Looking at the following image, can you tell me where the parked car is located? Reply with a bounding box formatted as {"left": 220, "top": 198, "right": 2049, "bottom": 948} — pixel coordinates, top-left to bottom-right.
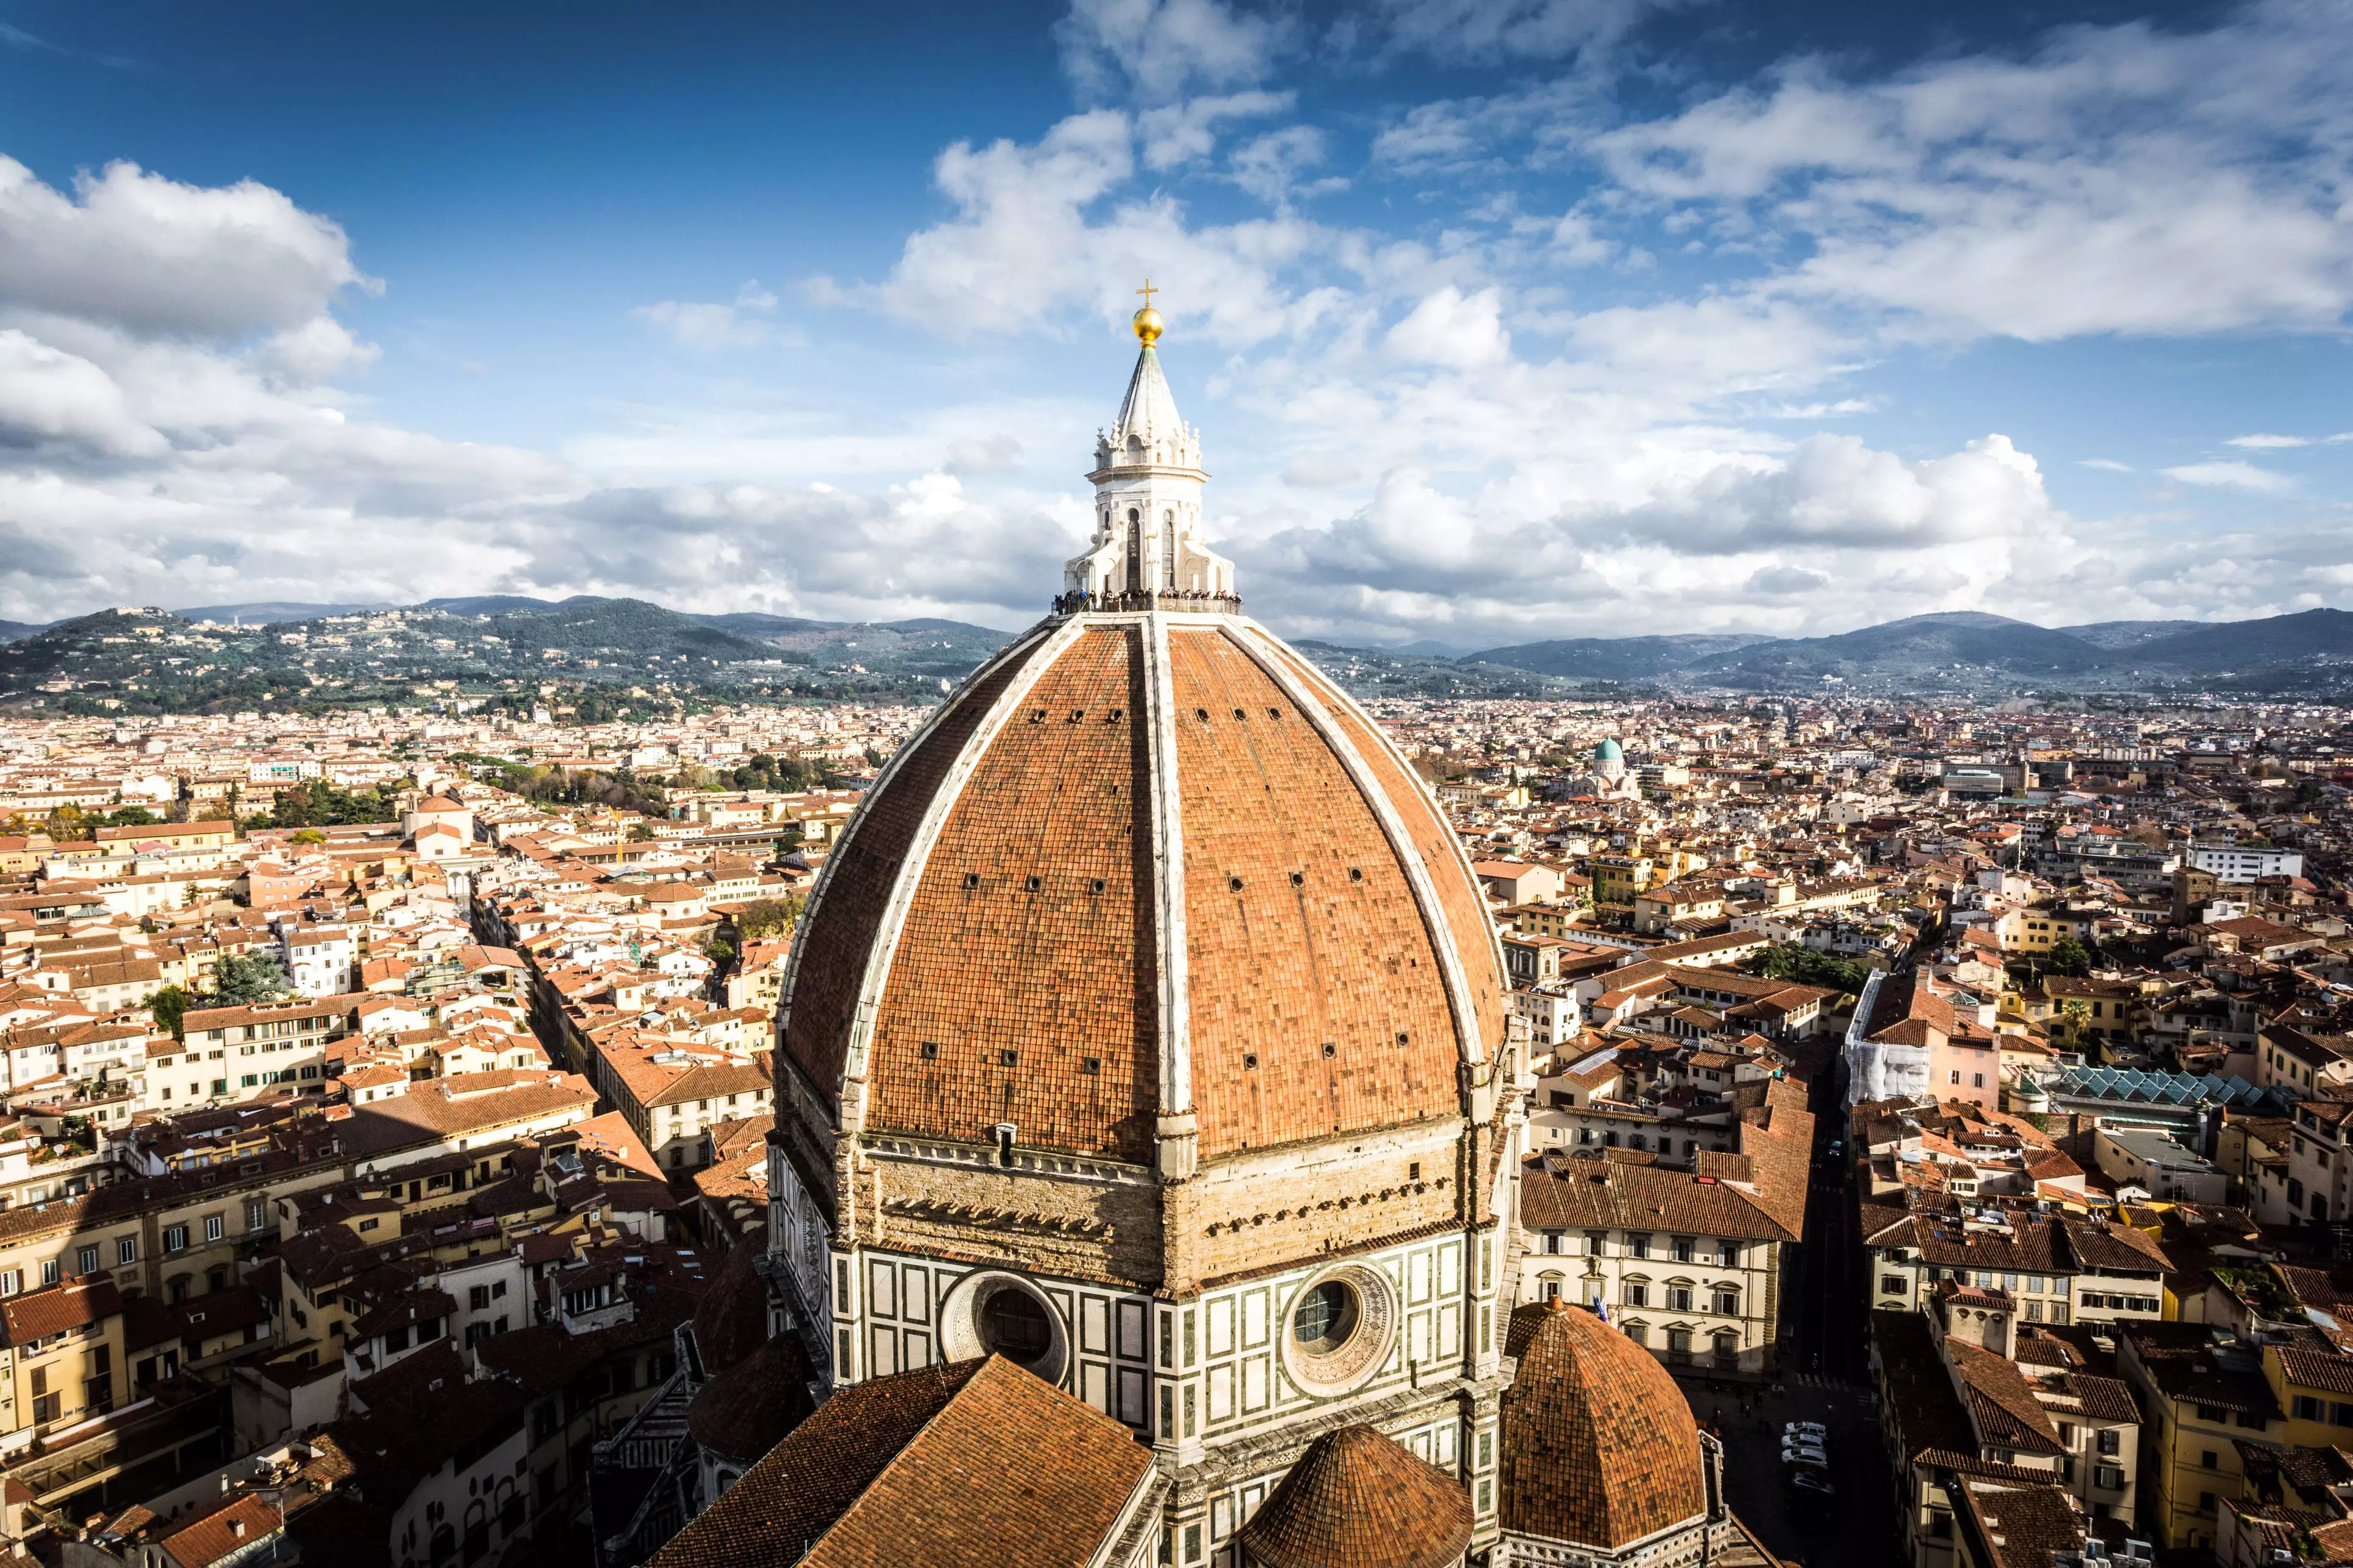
{"left": 1788, "top": 1469, "right": 1836, "bottom": 1500}
{"left": 1826, "top": 1139, "right": 1845, "bottom": 1160}
{"left": 1781, "top": 1443, "right": 1829, "bottom": 1468}
{"left": 1783, "top": 1421, "right": 1828, "bottom": 1442}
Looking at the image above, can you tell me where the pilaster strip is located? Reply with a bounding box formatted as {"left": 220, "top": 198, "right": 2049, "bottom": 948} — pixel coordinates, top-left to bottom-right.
{"left": 1144, "top": 612, "right": 1194, "bottom": 1115}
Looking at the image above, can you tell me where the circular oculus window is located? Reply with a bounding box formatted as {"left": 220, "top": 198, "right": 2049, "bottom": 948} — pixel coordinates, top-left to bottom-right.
{"left": 1280, "top": 1264, "right": 1397, "bottom": 1396}
{"left": 940, "top": 1270, "right": 1070, "bottom": 1385}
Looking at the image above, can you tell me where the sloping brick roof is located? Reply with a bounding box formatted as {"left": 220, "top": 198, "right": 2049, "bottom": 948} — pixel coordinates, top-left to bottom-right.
{"left": 1236, "top": 1424, "right": 1472, "bottom": 1568}
{"left": 160, "top": 1496, "right": 283, "bottom": 1568}
{"left": 1499, "top": 1300, "right": 1706, "bottom": 1550}
{"left": 0, "top": 1276, "right": 121, "bottom": 1345}
{"left": 651, "top": 1356, "right": 1150, "bottom": 1568}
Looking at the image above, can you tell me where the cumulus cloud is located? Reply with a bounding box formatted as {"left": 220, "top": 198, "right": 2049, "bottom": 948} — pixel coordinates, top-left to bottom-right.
{"left": 2226, "top": 433, "right": 2309, "bottom": 448}
{"left": 1385, "top": 286, "right": 1511, "bottom": 368}
{"left": 0, "top": 156, "right": 377, "bottom": 338}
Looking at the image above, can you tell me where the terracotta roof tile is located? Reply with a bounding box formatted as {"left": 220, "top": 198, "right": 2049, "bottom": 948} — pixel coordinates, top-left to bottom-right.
{"left": 651, "top": 1357, "right": 1150, "bottom": 1568}
{"left": 1499, "top": 1300, "right": 1706, "bottom": 1550}
{"left": 1236, "top": 1424, "right": 1473, "bottom": 1568}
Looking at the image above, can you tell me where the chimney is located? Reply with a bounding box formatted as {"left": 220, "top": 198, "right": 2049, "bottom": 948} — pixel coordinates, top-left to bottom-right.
{"left": 230, "top": 1520, "right": 246, "bottom": 1539}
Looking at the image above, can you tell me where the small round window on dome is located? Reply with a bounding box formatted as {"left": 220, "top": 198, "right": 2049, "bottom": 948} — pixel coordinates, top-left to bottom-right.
{"left": 1267, "top": 707, "right": 1282, "bottom": 719}
{"left": 1348, "top": 867, "right": 1364, "bottom": 882}
{"left": 1291, "top": 1279, "right": 1358, "bottom": 1356}
{"left": 1289, "top": 871, "right": 1303, "bottom": 887}
{"left": 962, "top": 872, "right": 981, "bottom": 890}
{"left": 1229, "top": 875, "right": 1244, "bottom": 892}
{"left": 980, "top": 1289, "right": 1054, "bottom": 1365}
{"left": 1068, "top": 709, "right": 1085, "bottom": 723}
{"left": 1025, "top": 875, "right": 1042, "bottom": 892}
{"left": 1195, "top": 708, "right": 1209, "bottom": 723}
{"left": 1090, "top": 877, "right": 1107, "bottom": 894}
{"left": 1232, "top": 707, "right": 1247, "bottom": 721}
{"left": 1322, "top": 1041, "right": 1336, "bottom": 1059}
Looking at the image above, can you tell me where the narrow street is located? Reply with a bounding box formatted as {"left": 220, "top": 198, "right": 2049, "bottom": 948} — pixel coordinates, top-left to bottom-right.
{"left": 1677, "top": 1043, "right": 1895, "bottom": 1567}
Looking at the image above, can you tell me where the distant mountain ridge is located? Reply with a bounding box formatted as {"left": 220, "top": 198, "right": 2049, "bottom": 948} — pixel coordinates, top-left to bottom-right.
{"left": 1468, "top": 608, "right": 2353, "bottom": 694}
{"left": 2, "top": 597, "right": 2347, "bottom": 712}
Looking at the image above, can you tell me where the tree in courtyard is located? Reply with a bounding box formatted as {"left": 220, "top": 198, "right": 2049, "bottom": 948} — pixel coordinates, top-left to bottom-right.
{"left": 2044, "top": 936, "right": 2091, "bottom": 977}
{"left": 208, "top": 953, "right": 292, "bottom": 1006}
{"left": 148, "top": 984, "right": 191, "bottom": 1040}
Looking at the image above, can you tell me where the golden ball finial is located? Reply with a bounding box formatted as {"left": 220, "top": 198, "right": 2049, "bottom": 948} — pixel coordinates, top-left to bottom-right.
{"left": 1133, "top": 277, "right": 1162, "bottom": 345}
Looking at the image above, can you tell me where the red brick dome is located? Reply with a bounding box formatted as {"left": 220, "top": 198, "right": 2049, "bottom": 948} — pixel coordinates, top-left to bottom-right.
{"left": 1499, "top": 1300, "right": 1708, "bottom": 1550}
{"left": 1236, "top": 1424, "right": 1473, "bottom": 1568}
{"left": 777, "top": 614, "right": 1506, "bottom": 1165}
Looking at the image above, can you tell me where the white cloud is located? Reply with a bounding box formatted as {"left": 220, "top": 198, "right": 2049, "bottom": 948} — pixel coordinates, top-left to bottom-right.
{"left": 1588, "top": 1, "right": 2353, "bottom": 341}
{"left": 633, "top": 281, "right": 780, "bottom": 349}
{"left": 1372, "top": 0, "right": 1672, "bottom": 64}
{"left": 0, "top": 328, "right": 164, "bottom": 455}
{"left": 1385, "top": 285, "right": 1511, "bottom": 368}
{"left": 0, "top": 155, "right": 377, "bottom": 338}
{"left": 1230, "top": 126, "right": 1344, "bottom": 208}
{"left": 1056, "top": 0, "right": 1286, "bottom": 103}
{"left": 2078, "top": 458, "right": 2133, "bottom": 472}
{"left": 2226, "top": 432, "right": 2309, "bottom": 448}
{"left": 1137, "top": 89, "right": 1291, "bottom": 169}
{"left": 2161, "top": 460, "right": 2297, "bottom": 494}
{"left": 854, "top": 110, "right": 1325, "bottom": 348}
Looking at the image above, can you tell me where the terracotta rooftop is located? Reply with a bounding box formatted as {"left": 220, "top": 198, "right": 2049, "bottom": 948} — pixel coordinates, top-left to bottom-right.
{"left": 651, "top": 1356, "right": 1151, "bottom": 1568}
{"left": 1235, "top": 1424, "right": 1473, "bottom": 1568}
{"left": 1499, "top": 1300, "right": 1706, "bottom": 1550}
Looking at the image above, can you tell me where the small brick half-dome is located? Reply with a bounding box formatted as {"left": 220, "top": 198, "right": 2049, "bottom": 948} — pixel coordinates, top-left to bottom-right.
{"left": 691, "top": 1235, "right": 770, "bottom": 1377}
{"left": 1500, "top": 1300, "right": 1708, "bottom": 1550}
{"left": 686, "top": 1332, "right": 816, "bottom": 1465}
{"left": 1236, "top": 1424, "right": 1473, "bottom": 1568}
{"left": 777, "top": 614, "right": 1507, "bottom": 1167}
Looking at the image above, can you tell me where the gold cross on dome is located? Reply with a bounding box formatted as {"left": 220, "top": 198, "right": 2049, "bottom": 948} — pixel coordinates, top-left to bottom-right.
{"left": 1136, "top": 278, "right": 1158, "bottom": 308}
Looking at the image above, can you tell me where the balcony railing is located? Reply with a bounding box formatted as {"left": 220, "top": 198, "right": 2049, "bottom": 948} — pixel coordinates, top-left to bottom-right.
{"left": 1052, "top": 590, "right": 1243, "bottom": 616}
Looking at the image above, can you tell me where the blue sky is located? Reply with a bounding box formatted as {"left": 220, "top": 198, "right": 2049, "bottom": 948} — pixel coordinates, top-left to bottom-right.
{"left": 1, "top": 0, "right": 2348, "bottom": 646}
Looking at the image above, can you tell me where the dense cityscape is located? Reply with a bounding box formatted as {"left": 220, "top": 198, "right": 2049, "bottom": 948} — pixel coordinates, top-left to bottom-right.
{"left": 0, "top": 667, "right": 2337, "bottom": 1565}
{"left": 7, "top": 0, "right": 2350, "bottom": 1561}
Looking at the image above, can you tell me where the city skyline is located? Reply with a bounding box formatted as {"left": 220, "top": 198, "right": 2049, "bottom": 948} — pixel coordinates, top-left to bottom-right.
{"left": 1, "top": 0, "right": 2348, "bottom": 647}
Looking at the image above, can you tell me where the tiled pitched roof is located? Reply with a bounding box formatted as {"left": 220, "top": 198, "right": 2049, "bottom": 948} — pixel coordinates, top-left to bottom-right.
{"left": 691, "top": 1237, "right": 772, "bottom": 1377}
{"left": 0, "top": 1276, "right": 121, "bottom": 1345}
{"left": 1499, "top": 1300, "right": 1706, "bottom": 1550}
{"left": 160, "top": 1496, "right": 284, "bottom": 1568}
{"left": 651, "top": 1357, "right": 1150, "bottom": 1568}
{"left": 1236, "top": 1424, "right": 1473, "bottom": 1568}
{"left": 686, "top": 1332, "right": 816, "bottom": 1464}
{"left": 1948, "top": 1340, "right": 2066, "bottom": 1453}
{"left": 1519, "top": 1149, "right": 1797, "bottom": 1243}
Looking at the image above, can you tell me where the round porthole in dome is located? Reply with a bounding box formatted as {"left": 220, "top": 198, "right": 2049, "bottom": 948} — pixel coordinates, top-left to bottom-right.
{"left": 1280, "top": 1264, "right": 1397, "bottom": 1396}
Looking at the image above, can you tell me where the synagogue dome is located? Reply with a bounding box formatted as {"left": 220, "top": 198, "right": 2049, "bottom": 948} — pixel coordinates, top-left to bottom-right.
{"left": 1593, "top": 738, "right": 1622, "bottom": 763}
{"left": 774, "top": 326, "right": 1509, "bottom": 1172}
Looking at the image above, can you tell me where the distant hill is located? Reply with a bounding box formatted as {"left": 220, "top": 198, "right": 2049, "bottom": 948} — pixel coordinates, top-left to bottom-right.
{"left": 2056, "top": 618, "right": 2204, "bottom": 649}
{"left": 1470, "top": 632, "right": 1769, "bottom": 680}
{"left": 11, "top": 594, "right": 2353, "bottom": 713}
{"left": 177, "top": 601, "right": 391, "bottom": 623}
